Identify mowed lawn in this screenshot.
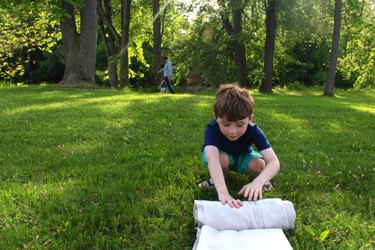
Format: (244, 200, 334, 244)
(0, 86, 374, 249)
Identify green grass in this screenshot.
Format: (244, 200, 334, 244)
(0, 85, 374, 249)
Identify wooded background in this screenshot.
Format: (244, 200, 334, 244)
(0, 0, 374, 93)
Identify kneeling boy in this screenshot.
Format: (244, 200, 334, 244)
(201, 84, 280, 208)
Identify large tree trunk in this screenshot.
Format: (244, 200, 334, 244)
(60, 2, 79, 83)
(324, 0, 342, 96)
(153, 0, 162, 87)
(120, 0, 131, 88)
(60, 0, 98, 85)
(259, 0, 277, 92)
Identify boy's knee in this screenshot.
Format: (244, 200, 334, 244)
(219, 152, 230, 172)
(247, 158, 265, 177)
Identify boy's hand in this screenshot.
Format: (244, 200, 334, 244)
(237, 180, 263, 201)
(218, 192, 243, 208)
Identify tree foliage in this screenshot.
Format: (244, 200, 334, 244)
(0, 2, 60, 81)
(0, 0, 374, 90)
(339, 0, 375, 89)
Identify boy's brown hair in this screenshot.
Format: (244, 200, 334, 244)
(213, 84, 254, 121)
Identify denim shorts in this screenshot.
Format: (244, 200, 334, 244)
(202, 148, 263, 174)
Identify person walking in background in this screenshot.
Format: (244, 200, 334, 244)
(159, 56, 175, 94)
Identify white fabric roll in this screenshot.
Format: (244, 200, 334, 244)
(194, 198, 296, 231)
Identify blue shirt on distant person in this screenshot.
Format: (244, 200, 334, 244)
(161, 59, 172, 78)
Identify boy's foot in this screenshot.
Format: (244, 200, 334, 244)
(199, 178, 215, 189)
(263, 181, 273, 192)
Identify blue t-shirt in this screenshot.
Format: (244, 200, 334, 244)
(202, 119, 271, 158)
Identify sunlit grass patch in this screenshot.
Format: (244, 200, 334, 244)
(0, 86, 374, 249)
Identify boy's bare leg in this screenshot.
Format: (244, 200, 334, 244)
(247, 158, 265, 177)
(247, 158, 272, 191)
(219, 151, 230, 176)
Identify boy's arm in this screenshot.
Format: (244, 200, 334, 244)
(205, 146, 243, 208)
(238, 147, 280, 201)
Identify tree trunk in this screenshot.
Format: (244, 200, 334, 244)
(60, 2, 79, 83)
(79, 0, 98, 82)
(153, 0, 162, 87)
(97, 0, 121, 42)
(60, 0, 98, 85)
(233, 8, 250, 88)
(324, 0, 342, 96)
(219, 0, 250, 88)
(98, 0, 119, 88)
(260, 0, 277, 92)
(99, 20, 118, 88)
(120, 0, 131, 88)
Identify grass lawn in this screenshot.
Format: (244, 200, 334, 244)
(0, 85, 374, 249)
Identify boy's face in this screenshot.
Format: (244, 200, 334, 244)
(216, 115, 253, 141)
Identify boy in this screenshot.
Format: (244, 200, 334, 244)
(201, 84, 280, 208)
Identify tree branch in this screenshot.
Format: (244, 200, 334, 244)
(97, 0, 121, 43)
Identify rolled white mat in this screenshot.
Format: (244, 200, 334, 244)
(193, 198, 296, 230)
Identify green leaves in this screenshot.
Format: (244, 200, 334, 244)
(303, 224, 316, 237)
(320, 229, 330, 242)
(302, 225, 330, 242)
(0, 3, 60, 80)
(338, 0, 375, 89)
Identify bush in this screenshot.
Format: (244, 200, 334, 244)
(286, 81, 305, 90)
